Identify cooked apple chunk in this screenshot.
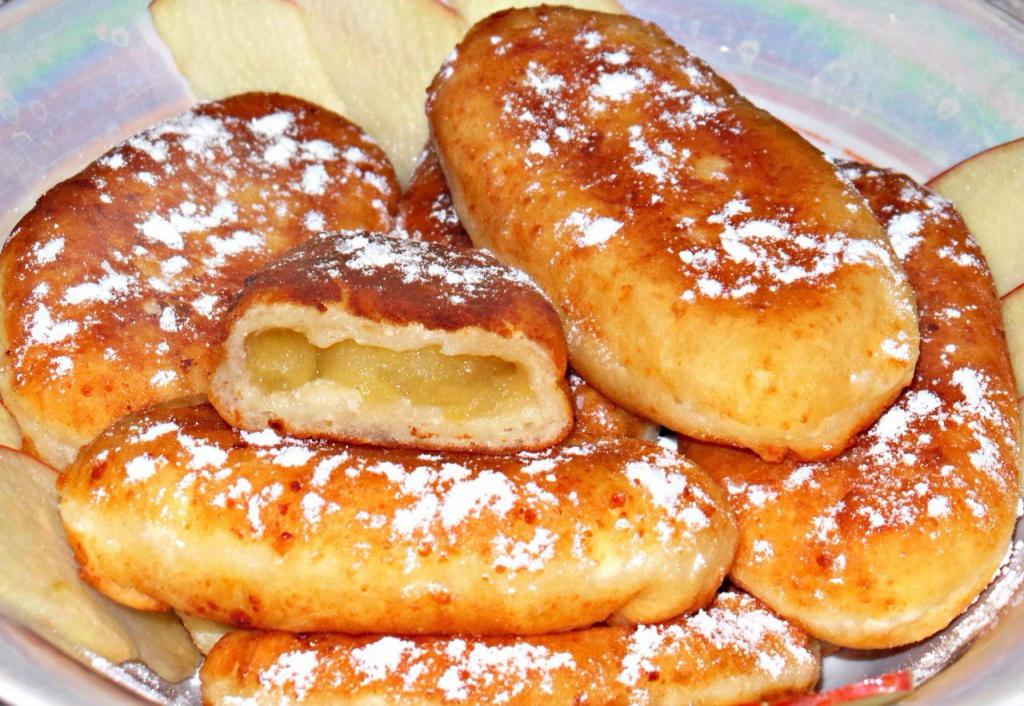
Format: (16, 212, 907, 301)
(211, 231, 572, 452)
(242, 330, 533, 423)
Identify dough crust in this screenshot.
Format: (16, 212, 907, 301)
(682, 164, 1021, 648)
(199, 592, 819, 706)
(396, 146, 472, 249)
(59, 403, 737, 635)
(428, 7, 920, 461)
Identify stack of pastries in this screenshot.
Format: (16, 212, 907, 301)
(1, 6, 1019, 705)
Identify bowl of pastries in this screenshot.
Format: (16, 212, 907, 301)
(1, 0, 1023, 704)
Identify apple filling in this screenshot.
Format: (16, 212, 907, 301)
(244, 328, 531, 420)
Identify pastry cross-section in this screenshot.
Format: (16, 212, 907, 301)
(210, 231, 573, 452)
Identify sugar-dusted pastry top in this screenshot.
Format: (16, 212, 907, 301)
(0, 92, 398, 468)
(200, 591, 819, 706)
(429, 6, 920, 461)
(219, 230, 560, 346)
(209, 230, 572, 452)
(396, 146, 473, 250)
(59, 403, 737, 635)
(682, 164, 1021, 648)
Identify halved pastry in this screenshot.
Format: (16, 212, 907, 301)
(58, 403, 737, 635)
(681, 164, 1021, 648)
(209, 230, 572, 452)
(429, 7, 920, 461)
(200, 592, 819, 706)
(0, 92, 398, 468)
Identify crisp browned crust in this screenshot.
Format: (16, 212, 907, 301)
(59, 403, 737, 635)
(569, 371, 658, 441)
(0, 92, 398, 468)
(221, 231, 565, 355)
(396, 145, 473, 249)
(199, 591, 819, 706)
(428, 7, 920, 462)
(682, 164, 1021, 648)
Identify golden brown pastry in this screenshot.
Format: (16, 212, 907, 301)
(396, 145, 473, 249)
(59, 403, 737, 635)
(569, 372, 658, 441)
(200, 591, 819, 706)
(681, 164, 1021, 648)
(0, 92, 398, 468)
(429, 7, 920, 462)
(209, 231, 572, 452)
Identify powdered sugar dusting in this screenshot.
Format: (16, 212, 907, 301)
(718, 164, 1020, 596)
(558, 210, 623, 247)
(677, 197, 898, 302)
(350, 637, 423, 684)
(93, 406, 721, 584)
(431, 12, 902, 307)
(259, 649, 319, 699)
(492, 528, 557, 573)
(243, 591, 816, 703)
(266, 231, 543, 309)
(617, 592, 817, 704)
(7, 95, 394, 400)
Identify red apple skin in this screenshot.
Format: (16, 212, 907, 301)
(739, 671, 913, 706)
(925, 135, 1024, 298)
(926, 136, 1024, 186)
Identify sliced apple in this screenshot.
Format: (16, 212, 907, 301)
(297, 0, 464, 182)
(178, 612, 231, 655)
(150, 0, 626, 183)
(452, 0, 624, 24)
(0, 403, 21, 450)
(927, 137, 1024, 298)
(760, 671, 912, 706)
(1003, 291, 1024, 400)
(0, 447, 198, 682)
(150, 0, 347, 116)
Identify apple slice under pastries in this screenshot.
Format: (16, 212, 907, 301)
(0, 404, 21, 450)
(0, 447, 198, 682)
(926, 137, 1024, 435)
(150, 0, 625, 182)
(210, 230, 572, 452)
(429, 7, 920, 461)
